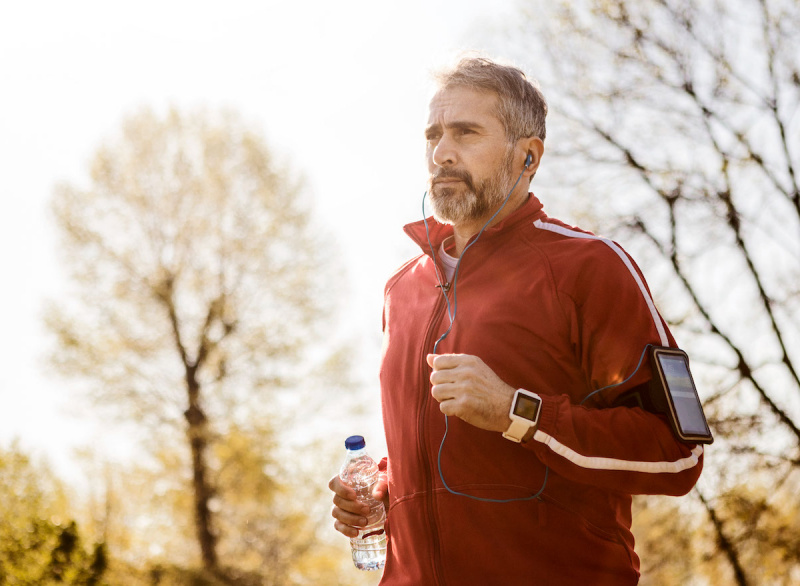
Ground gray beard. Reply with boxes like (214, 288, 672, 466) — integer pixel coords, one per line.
(428, 148, 516, 225)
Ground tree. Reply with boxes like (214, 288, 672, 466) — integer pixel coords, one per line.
(46, 107, 350, 576)
(0, 442, 107, 585)
(81, 432, 378, 585)
(632, 478, 800, 585)
(498, 0, 800, 581)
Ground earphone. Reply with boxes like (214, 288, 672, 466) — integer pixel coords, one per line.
(419, 153, 655, 504)
(423, 154, 531, 354)
(422, 152, 549, 503)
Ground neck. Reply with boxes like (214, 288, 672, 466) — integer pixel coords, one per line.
(451, 190, 527, 256)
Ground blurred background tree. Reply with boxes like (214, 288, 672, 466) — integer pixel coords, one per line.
(44, 108, 373, 584)
(498, 0, 800, 582)
(0, 442, 107, 585)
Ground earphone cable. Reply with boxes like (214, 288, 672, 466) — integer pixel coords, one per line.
(423, 165, 549, 503)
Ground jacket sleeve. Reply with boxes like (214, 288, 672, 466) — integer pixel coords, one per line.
(525, 395, 703, 496)
(521, 235, 704, 496)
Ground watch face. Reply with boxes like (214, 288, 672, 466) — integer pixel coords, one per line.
(513, 393, 541, 422)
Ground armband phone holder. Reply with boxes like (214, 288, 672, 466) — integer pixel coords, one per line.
(618, 347, 714, 444)
(650, 347, 713, 444)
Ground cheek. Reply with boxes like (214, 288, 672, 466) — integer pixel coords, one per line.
(475, 154, 505, 181)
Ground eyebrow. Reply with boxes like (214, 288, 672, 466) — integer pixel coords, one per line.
(425, 120, 486, 138)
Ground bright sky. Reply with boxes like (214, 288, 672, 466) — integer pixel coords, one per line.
(0, 0, 520, 484)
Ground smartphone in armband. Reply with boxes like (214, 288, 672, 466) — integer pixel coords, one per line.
(648, 347, 714, 444)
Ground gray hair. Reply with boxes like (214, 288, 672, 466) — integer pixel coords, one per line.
(433, 56, 548, 143)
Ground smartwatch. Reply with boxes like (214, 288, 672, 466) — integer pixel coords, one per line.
(503, 389, 542, 443)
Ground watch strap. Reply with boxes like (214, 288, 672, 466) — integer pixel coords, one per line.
(502, 418, 532, 443)
(502, 389, 542, 443)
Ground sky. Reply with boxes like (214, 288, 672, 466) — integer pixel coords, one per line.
(0, 0, 521, 485)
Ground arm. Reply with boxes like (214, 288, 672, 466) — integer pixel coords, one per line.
(428, 239, 704, 497)
(428, 353, 702, 496)
(525, 393, 703, 496)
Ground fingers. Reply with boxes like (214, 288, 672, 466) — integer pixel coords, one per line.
(373, 474, 390, 509)
(372, 474, 389, 497)
(425, 353, 515, 432)
(328, 474, 356, 498)
(427, 353, 467, 370)
(333, 519, 361, 538)
(329, 474, 370, 538)
(332, 497, 369, 538)
(428, 353, 471, 405)
(430, 383, 456, 409)
(427, 353, 480, 375)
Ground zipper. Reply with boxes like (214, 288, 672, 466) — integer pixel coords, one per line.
(418, 287, 449, 585)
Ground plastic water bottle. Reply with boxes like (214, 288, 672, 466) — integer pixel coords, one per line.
(340, 435, 387, 571)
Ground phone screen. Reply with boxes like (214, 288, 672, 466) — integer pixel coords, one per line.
(657, 353, 711, 439)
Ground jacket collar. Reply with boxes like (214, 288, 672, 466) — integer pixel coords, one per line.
(404, 193, 546, 256)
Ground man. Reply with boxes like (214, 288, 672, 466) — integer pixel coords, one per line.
(330, 56, 704, 585)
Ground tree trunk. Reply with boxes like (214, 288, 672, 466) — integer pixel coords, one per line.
(184, 376, 218, 571)
(697, 489, 749, 586)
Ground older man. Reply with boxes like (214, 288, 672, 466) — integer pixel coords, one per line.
(330, 56, 704, 585)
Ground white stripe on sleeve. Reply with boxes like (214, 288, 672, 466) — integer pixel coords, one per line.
(534, 430, 704, 473)
(533, 219, 669, 346)
(531, 219, 703, 473)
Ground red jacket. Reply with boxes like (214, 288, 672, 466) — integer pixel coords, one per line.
(378, 195, 703, 585)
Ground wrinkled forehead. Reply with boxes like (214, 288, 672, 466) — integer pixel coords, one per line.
(426, 86, 502, 126)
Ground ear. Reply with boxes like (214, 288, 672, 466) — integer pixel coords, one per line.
(521, 137, 544, 179)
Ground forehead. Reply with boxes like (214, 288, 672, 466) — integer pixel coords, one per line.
(426, 86, 502, 128)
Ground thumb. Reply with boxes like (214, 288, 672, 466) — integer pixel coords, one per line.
(426, 353, 437, 368)
(374, 474, 388, 496)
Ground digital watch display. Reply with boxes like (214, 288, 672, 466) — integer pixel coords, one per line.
(503, 389, 542, 443)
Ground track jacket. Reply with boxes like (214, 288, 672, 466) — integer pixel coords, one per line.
(378, 194, 703, 585)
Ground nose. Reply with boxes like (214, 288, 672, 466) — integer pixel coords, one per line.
(431, 135, 457, 168)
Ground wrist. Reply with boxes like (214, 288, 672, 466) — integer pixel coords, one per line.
(521, 427, 537, 443)
(502, 389, 542, 443)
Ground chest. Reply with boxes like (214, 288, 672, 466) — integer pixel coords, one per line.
(381, 251, 588, 402)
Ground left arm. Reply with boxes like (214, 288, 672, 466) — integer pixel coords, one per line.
(428, 353, 703, 497)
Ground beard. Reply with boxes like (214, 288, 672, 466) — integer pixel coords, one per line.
(427, 146, 516, 225)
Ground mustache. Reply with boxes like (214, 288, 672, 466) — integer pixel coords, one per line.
(430, 168, 475, 191)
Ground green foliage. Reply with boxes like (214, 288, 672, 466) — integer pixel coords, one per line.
(0, 443, 107, 585)
(85, 427, 377, 585)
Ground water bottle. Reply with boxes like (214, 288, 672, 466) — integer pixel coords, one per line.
(340, 435, 387, 571)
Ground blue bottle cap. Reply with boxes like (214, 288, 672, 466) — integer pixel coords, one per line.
(345, 435, 366, 450)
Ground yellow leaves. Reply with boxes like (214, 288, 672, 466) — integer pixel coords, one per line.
(634, 479, 800, 585)
(45, 103, 353, 579)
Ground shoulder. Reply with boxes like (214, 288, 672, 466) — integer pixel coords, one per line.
(522, 217, 635, 267)
(523, 217, 647, 295)
(384, 253, 427, 296)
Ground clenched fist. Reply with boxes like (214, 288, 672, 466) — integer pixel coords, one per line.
(427, 353, 516, 432)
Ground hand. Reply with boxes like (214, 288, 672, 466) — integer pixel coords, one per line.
(427, 353, 515, 432)
(329, 473, 389, 538)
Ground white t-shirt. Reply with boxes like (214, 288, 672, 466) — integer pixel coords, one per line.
(438, 236, 459, 283)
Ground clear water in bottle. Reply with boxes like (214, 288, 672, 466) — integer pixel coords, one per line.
(340, 435, 387, 571)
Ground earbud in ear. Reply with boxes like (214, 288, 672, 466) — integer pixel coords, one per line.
(524, 153, 533, 168)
